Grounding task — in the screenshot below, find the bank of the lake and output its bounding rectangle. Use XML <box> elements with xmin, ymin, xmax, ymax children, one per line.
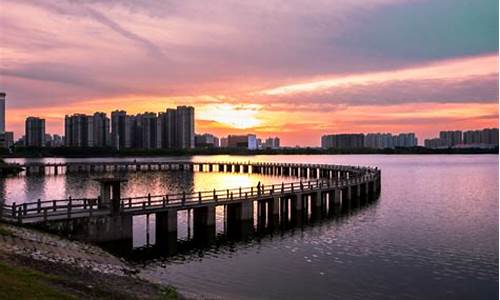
<box><xmin>0</xmin><ymin>223</ymin><xmax>183</xmax><ymax>300</ymax></box>
<box><xmin>1</xmin><ymin>145</ymin><xmax>498</xmax><ymax>159</ymax></box>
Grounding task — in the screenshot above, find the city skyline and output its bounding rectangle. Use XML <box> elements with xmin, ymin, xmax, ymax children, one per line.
<box><xmin>1</xmin><ymin>0</ymin><xmax>498</xmax><ymax>146</ymax></box>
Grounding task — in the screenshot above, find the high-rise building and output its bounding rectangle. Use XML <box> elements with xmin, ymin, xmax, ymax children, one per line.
<box><xmin>480</xmin><ymin>128</ymin><xmax>499</xmax><ymax>145</ymax></box>
<box><xmin>439</xmin><ymin>131</ymin><xmax>462</xmax><ymax>147</ymax></box>
<box><xmin>136</xmin><ymin>112</ymin><xmax>158</xmax><ymax>149</ymax></box>
<box><xmin>64</xmin><ymin>114</ymin><xmax>94</xmax><ymax>147</ymax></box>
<box><xmin>111</xmin><ymin>110</ymin><xmax>132</xmax><ymax>150</ymax></box>
<box><xmin>220</xmin><ymin>137</ymin><xmax>228</xmax><ymax>148</ymax></box>
<box><xmin>0</xmin><ymin>131</ymin><xmax>13</xmax><ymax>149</ymax></box>
<box><xmin>157</xmin><ymin>109</ymin><xmax>177</xmax><ymax>149</ymax></box>
<box><xmin>321</xmin><ymin>134</ymin><xmax>364</xmax><ymax>149</ymax></box>
<box><xmin>463</xmin><ymin>130</ymin><xmax>482</xmax><ymax>145</ymax></box>
<box><xmin>0</xmin><ymin>92</ymin><xmax>14</xmax><ymax>149</ymax></box>
<box><xmin>263</xmin><ymin>137</ymin><xmax>280</xmax><ymax>149</ymax></box>
<box><xmin>175</xmin><ymin>106</ymin><xmax>195</xmax><ymax>149</ymax></box>
<box><xmin>92</xmin><ymin>112</ymin><xmax>111</xmax><ymax>147</ymax></box>
<box><xmin>25</xmin><ymin>117</ymin><xmax>46</xmax><ymax>147</ymax></box>
<box><xmin>0</xmin><ymin>92</ymin><xmax>5</xmax><ymax>134</ymax></box>
<box><xmin>425</xmin><ymin>128</ymin><xmax>498</xmax><ymax>148</ymax></box>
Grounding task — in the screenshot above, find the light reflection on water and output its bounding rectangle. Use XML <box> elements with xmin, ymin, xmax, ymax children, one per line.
<box><xmin>2</xmin><ymin>154</ymin><xmax>499</xmax><ymax>299</ymax></box>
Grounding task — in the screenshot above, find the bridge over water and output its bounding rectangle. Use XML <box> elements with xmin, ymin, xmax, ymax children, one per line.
<box><xmin>1</xmin><ymin>161</ymin><xmax>381</xmax><ymax>253</ymax></box>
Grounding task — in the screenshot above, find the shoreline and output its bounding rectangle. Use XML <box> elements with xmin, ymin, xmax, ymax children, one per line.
<box><xmin>2</xmin><ymin>146</ymin><xmax>499</xmax><ymax>159</ymax></box>
<box><xmin>0</xmin><ymin>223</ymin><xmax>186</xmax><ymax>299</ymax></box>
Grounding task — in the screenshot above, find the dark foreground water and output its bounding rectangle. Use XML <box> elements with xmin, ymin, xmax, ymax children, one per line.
<box><xmin>3</xmin><ymin>155</ymin><xmax>498</xmax><ymax>299</ymax></box>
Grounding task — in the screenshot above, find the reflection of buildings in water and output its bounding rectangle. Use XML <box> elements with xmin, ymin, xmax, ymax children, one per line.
<box><xmin>24</xmin><ymin>174</ymin><xmax>47</xmax><ymax>203</ymax></box>
<box><xmin>122</xmin><ymin>171</ymin><xmax>196</xmax><ymax>198</ymax></box>
<box><xmin>63</xmin><ymin>173</ymin><xmax>98</xmax><ymax>200</ymax></box>
<box><xmin>0</xmin><ymin>178</ymin><xmax>6</xmax><ymax>215</ymax></box>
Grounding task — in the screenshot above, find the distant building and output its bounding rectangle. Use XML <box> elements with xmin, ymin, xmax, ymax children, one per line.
<box><xmin>25</xmin><ymin>117</ymin><xmax>46</xmax><ymax>147</ymax></box>
<box><xmin>111</xmin><ymin>110</ymin><xmax>132</xmax><ymax>150</ymax></box>
<box><xmin>93</xmin><ymin>112</ymin><xmax>111</xmax><ymax>147</ymax></box>
<box><xmin>393</xmin><ymin>133</ymin><xmax>417</xmax><ymax>148</ymax></box>
<box><xmin>0</xmin><ymin>131</ymin><xmax>13</xmax><ymax>149</ymax></box>
<box><xmin>263</xmin><ymin>137</ymin><xmax>280</xmax><ymax>149</ymax></box>
<box><xmin>321</xmin><ymin>134</ymin><xmax>364</xmax><ymax>149</ymax></box>
<box><xmin>439</xmin><ymin>131</ymin><xmax>462</xmax><ymax>147</ymax></box>
<box><xmin>0</xmin><ymin>92</ymin><xmax>13</xmax><ymax>149</ymax></box>
<box><xmin>424</xmin><ymin>138</ymin><xmax>446</xmax><ymax>149</ymax></box>
<box><xmin>220</xmin><ymin>137</ymin><xmax>228</xmax><ymax>148</ymax></box>
<box><xmin>175</xmin><ymin>106</ymin><xmax>195</xmax><ymax>149</ymax></box>
<box><xmin>195</xmin><ymin>133</ymin><xmax>219</xmax><ymax>148</ymax></box>
<box><xmin>64</xmin><ymin>114</ymin><xmax>94</xmax><ymax>147</ymax></box>
<box><xmin>47</xmin><ymin>134</ymin><xmax>64</xmax><ymax>147</ymax></box>
<box><xmin>480</xmin><ymin>128</ymin><xmax>499</xmax><ymax>145</ymax></box>
<box><xmin>228</xmin><ymin>134</ymin><xmax>257</xmax><ymax>150</ymax></box>
<box><xmin>0</xmin><ymin>92</ymin><xmax>5</xmax><ymax>134</ymax></box>
<box><xmin>365</xmin><ymin>133</ymin><xmax>394</xmax><ymax>149</ymax></box>
<box><xmin>131</xmin><ymin>112</ymin><xmax>158</xmax><ymax>149</ymax></box>
<box><xmin>157</xmin><ymin>109</ymin><xmax>176</xmax><ymax>149</ymax></box>
<box><xmin>110</xmin><ymin>106</ymin><xmax>194</xmax><ymax>150</ymax></box>
<box><xmin>425</xmin><ymin>128</ymin><xmax>498</xmax><ymax>149</ymax></box>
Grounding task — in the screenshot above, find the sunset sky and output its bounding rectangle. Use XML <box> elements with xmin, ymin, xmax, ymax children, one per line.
<box><xmin>1</xmin><ymin>0</ymin><xmax>498</xmax><ymax>146</ymax></box>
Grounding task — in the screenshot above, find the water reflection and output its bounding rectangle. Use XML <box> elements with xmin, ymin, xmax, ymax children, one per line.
<box><xmin>3</xmin><ymin>155</ymin><xmax>498</xmax><ymax>299</ymax></box>
<box><xmin>104</xmin><ymin>193</ymin><xmax>379</xmax><ymax>262</ymax></box>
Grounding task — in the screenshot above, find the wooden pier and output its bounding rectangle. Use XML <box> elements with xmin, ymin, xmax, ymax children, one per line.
<box><xmin>1</xmin><ymin>161</ymin><xmax>381</xmax><ymax>250</ymax></box>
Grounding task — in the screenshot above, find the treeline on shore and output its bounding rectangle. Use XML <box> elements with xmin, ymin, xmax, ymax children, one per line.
<box><xmin>1</xmin><ymin>146</ymin><xmax>498</xmax><ymax>158</ymax></box>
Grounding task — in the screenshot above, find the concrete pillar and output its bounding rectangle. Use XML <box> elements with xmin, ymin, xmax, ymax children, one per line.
<box><xmin>268</xmin><ymin>197</ymin><xmax>280</xmax><ymax>227</ymax></box>
<box><xmin>292</xmin><ymin>194</ymin><xmax>303</xmax><ymax>211</ymax></box>
<box><xmin>310</xmin><ymin>192</ymin><xmax>322</xmax><ymax>221</ymax></box>
<box><xmin>226</xmin><ymin>201</ymin><xmax>254</xmax><ymax>240</ymax></box>
<box><xmin>355</xmin><ymin>184</ymin><xmax>361</xmax><ymax>199</ymax></box>
<box><xmin>193</xmin><ymin>206</ymin><xmax>216</xmax><ymax>245</ymax></box>
<box><xmin>257</xmin><ymin>201</ymin><xmax>267</xmax><ymax>230</ymax></box>
<box><xmin>156</xmin><ymin>210</ymin><xmax>177</xmax><ymax>255</ymax></box>
<box><xmin>343</xmin><ymin>186</ymin><xmax>351</xmax><ymax>203</ymax></box>
<box><xmin>279</xmin><ymin>197</ymin><xmax>290</xmax><ymax>226</ymax></box>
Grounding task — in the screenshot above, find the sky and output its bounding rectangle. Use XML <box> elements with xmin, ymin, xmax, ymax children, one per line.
<box><xmin>0</xmin><ymin>0</ymin><xmax>498</xmax><ymax>146</ymax></box>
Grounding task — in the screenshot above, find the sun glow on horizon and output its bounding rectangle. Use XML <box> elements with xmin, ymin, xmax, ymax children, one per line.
<box><xmin>198</xmin><ymin>104</ymin><xmax>263</xmax><ymax>129</ymax></box>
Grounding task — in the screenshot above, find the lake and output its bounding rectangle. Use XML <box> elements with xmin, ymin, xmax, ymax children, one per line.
<box><xmin>3</xmin><ymin>155</ymin><xmax>498</xmax><ymax>299</ymax></box>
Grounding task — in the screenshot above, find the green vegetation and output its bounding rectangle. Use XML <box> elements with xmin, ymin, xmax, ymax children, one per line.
<box><xmin>158</xmin><ymin>286</ymin><xmax>181</xmax><ymax>300</ymax></box>
<box><xmin>0</xmin><ymin>261</ymin><xmax>75</xmax><ymax>300</ymax></box>
<box><xmin>2</xmin><ymin>145</ymin><xmax>498</xmax><ymax>158</ymax></box>
<box><xmin>0</xmin><ymin>224</ymin><xmax>12</xmax><ymax>236</ymax></box>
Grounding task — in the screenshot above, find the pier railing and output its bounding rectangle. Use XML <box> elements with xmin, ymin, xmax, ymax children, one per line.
<box><xmin>1</xmin><ymin>161</ymin><xmax>380</xmax><ymax>224</ymax></box>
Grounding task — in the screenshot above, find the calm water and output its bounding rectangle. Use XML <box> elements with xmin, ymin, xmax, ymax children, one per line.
<box><xmin>3</xmin><ymin>155</ymin><xmax>499</xmax><ymax>299</ymax></box>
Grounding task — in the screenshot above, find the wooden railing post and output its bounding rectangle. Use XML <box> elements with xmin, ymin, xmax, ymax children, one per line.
<box><xmin>37</xmin><ymin>199</ymin><xmax>41</xmax><ymax>213</ymax></box>
<box><xmin>67</xmin><ymin>197</ymin><xmax>72</xmax><ymax>218</ymax></box>
<box><xmin>12</xmin><ymin>202</ymin><xmax>16</xmax><ymax>217</ymax></box>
